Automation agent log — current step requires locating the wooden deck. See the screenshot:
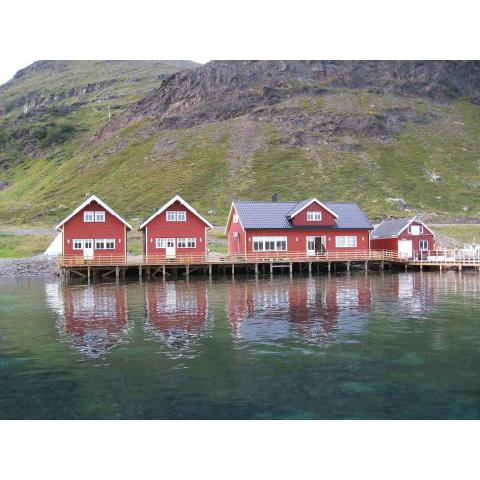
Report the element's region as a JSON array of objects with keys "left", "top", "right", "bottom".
[{"left": 59, "top": 249, "right": 480, "bottom": 283}]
